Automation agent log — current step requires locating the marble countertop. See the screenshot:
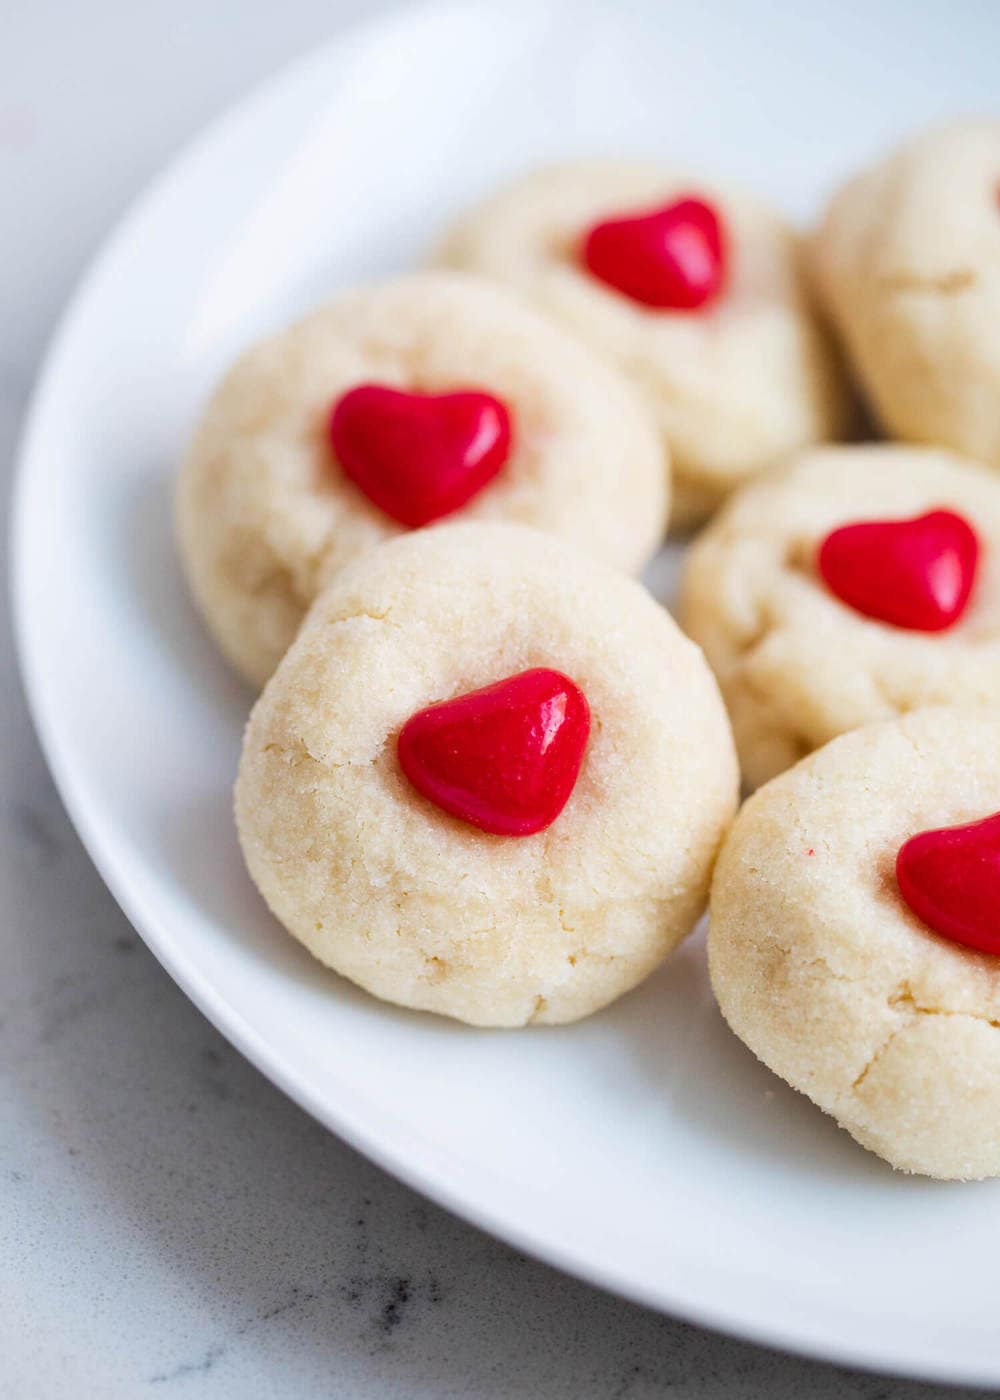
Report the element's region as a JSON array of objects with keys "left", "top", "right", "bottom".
[{"left": 0, "top": 4, "right": 986, "bottom": 1396}]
